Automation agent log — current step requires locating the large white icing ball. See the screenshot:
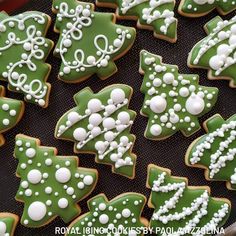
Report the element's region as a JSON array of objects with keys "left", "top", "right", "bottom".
[
  {"left": 149, "top": 96, "right": 167, "bottom": 113},
  {"left": 55, "top": 167, "right": 71, "bottom": 183},
  {"left": 89, "top": 113, "right": 102, "bottom": 126},
  {"left": 28, "top": 201, "right": 47, "bottom": 221},
  {"left": 67, "top": 111, "right": 80, "bottom": 124},
  {"left": 73, "top": 128, "right": 87, "bottom": 141},
  {"left": 27, "top": 169, "right": 42, "bottom": 184},
  {"left": 163, "top": 72, "right": 174, "bottom": 84},
  {"left": 117, "top": 111, "right": 130, "bottom": 125},
  {"left": 103, "top": 118, "right": 116, "bottom": 129},
  {"left": 25, "top": 148, "right": 36, "bottom": 158},
  {"left": 58, "top": 198, "right": 68, "bottom": 209},
  {"left": 150, "top": 124, "right": 162, "bottom": 136},
  {"left": 110, "top": 89, "right": 126, "bottom": 104},
  {"left": 99, "top": 214, "right": 109, "bottom": 224},
  {"left": 185, "top": 94, "right": 205, "bottom": 115},
  {"left": 87, "top": 99, "right": 102, "bottom": 113},
  {"left": 83, "top": 175, "right": 94, "bottom": 185}
]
